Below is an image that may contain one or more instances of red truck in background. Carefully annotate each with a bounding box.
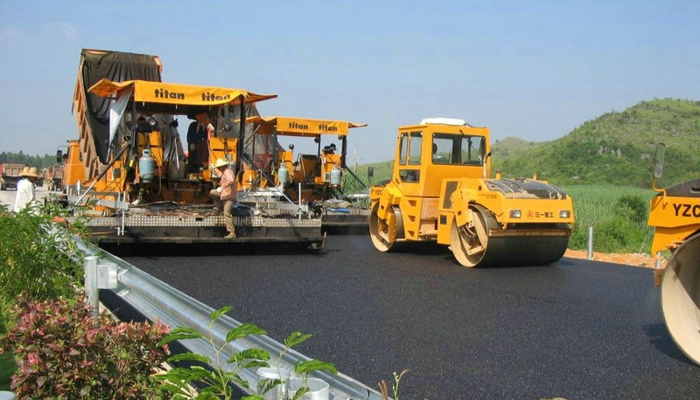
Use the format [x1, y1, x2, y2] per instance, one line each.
[0, 162, 27, 190]
[44, 164, 65, 192]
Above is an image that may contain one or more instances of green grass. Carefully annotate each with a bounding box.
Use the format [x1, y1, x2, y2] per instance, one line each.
[564, 185, 655, 230]
[564, 185, 656, 254]
[341, 161, 393, 195]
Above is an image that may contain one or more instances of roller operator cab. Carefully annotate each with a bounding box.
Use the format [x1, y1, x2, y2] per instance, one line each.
[647, 143, 700, 366]
[369, 118, 575, 267]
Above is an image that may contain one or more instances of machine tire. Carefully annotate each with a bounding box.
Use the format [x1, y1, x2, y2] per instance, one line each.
[661, 232, 700, 366]
[451, 206, 490, 267]
[369, 203, 401, 252]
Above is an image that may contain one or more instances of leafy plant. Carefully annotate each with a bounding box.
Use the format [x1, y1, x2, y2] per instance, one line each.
[593, 215, 648, 253]
[157, 306, 336, 400]
[0, 200, 91, 392]
[615, 194, 647, 224]
[0, 296, 170, 399]
[157, 306, 269, 399]
[0, 201, 88, 304]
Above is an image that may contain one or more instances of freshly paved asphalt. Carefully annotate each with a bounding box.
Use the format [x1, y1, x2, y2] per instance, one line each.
[118, 236, 700, 399]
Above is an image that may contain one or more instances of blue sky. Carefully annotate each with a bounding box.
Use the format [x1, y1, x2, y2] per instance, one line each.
[0, 0, 697, 164]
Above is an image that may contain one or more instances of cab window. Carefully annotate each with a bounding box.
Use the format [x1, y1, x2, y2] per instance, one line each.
[398, 131, 422, 182]
[399, 135, 408, 165]
[408, 132, 422, 165]
[461, 135, 485, 165]
[432, 136, 453, 163]
[432, 133, 485, 165]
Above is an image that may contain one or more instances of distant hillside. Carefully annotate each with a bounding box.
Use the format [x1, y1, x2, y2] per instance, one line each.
[491, 137, 546, 159]
[491, 98, 700, 187]
[354, 99, 700, 188]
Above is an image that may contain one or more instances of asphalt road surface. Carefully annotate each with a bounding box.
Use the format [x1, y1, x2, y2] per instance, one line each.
[5, 184, 698, 398]
[115, 236, 700, 400]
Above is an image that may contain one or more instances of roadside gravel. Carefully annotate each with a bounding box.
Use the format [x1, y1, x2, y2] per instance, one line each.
[564, 249, 662, 269]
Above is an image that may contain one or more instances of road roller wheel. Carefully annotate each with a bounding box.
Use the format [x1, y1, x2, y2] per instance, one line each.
[661, 232, 700, 366]
[450, 206, 569, 268]
[369, 203, 399, 252]
[451, 207, 490, 267]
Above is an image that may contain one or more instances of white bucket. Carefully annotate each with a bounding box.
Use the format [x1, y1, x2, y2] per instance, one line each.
[256, 367, 292, 400]
[287, 377, 329, 400]
[0, 391, 16, 400]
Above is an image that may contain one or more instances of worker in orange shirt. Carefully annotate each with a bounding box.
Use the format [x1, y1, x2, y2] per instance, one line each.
[210, 158, 237, 238]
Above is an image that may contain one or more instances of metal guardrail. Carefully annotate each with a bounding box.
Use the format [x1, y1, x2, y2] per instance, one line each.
[75, 238, 385, 400]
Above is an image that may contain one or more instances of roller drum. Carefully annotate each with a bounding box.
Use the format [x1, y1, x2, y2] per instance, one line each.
[451, 205, 569, 268]
[369, 203, 404, 252]
[476, 235, 569, 267]
[661, 233, 700, 366]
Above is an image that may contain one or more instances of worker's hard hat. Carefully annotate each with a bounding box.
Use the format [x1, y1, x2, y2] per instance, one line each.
[214, 158, 229, 168]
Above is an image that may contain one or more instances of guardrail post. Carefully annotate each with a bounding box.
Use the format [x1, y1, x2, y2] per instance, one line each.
[84, 255, 99, 321]
[587, 226, 594, 260]
[84, 255, 119, 323]
[654, 251, 665, 287]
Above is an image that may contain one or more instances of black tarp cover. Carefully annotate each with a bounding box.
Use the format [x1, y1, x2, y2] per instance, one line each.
[80, 50, 162, 163]
[79, 49, 270, 170]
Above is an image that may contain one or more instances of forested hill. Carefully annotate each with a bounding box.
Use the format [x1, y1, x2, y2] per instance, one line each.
[0, 152, 56, 169]
[4, 99, 699, 188]
[491, 98, 700, 187]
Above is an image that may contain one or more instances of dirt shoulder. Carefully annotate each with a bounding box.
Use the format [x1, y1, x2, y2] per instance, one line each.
[564, 249, 662, 269]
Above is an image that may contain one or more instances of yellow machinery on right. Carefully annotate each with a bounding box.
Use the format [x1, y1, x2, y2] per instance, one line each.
[369, 118, 575, 267]
[647, 143, 700, 366]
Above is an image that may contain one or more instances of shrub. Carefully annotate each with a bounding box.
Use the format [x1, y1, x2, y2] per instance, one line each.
[594, 215, 647, 253]
[615, 194, 647, 224]
[0, 201, 87, 304]
[0, 296, 171, 399]
[565, 186, 654, 253]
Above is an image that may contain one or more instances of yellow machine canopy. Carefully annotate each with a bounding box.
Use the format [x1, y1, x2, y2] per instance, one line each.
[88, 79, 277, 112]
[248, 116, 367, 137]
[87, 79, 277, 154]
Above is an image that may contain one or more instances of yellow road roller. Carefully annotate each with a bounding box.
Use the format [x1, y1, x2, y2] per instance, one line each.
[647, 143, 700, 365]
[369, 118, 574, 267]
